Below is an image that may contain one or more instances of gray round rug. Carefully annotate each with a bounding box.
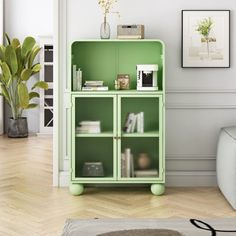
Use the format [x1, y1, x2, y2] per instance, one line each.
[97, 229, 183, 236]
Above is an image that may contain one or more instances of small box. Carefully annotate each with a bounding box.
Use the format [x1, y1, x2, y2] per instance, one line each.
[82, 162, 104, 177]
[117, 25, 144, 39]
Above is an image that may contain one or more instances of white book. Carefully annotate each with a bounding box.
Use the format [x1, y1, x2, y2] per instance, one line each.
[80, 121, 101, 126]
[130, 114, 137, 133]
[76, 69, 82, 91]
[73, 65, 77, 91]
[121, 153, 126, 177]
[125, 148, 131, 177]
[135, 169, 158, 177]
[137, 113, 141, 133]
[126, 113, 134, 133]
[82, 86, 108, 91]
[140, 112, 144, 133]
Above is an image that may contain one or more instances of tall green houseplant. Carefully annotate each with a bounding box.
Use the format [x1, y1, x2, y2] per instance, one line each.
[0, 34, 48, 137]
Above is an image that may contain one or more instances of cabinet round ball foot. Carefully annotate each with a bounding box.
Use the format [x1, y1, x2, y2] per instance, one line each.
[151, 184, 165, 196]
[69, 183, 84, 196]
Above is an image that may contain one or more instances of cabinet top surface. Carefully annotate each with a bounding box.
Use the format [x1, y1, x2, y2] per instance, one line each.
[72, 39, 165, 45]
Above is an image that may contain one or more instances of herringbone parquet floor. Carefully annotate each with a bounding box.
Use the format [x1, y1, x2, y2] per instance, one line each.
[0, 135, 235, 236]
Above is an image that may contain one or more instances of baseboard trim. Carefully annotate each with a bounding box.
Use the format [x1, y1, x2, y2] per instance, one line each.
[59, 171, 217, 187]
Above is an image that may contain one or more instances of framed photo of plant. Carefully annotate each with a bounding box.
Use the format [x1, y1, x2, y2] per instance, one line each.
[182, 10, 230, 68]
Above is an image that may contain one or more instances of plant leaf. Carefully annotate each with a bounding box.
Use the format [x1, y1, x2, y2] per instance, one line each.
[0, 84, 10, 104]
[16, 46, 23, 75]
[0, 45, 5, 61]
[1, 62, 11, 84]
[18, 82, 29, 109]
[5, 33, 11, 45]
[31, 63, 41, 73]
[21, 37, 36, 59]
[29, 92, 39, 100]
[26, 103, 38, 109]
[28, 46, 41, 68]
[5, 45, 18, 75]
[21, 68, 32, 81]
[32, 81, 48, 90]
[11, 38, 21, 49]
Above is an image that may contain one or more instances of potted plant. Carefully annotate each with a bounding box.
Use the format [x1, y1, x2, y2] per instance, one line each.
[0, 34, 48, 138]
[196, 17, 214, 58]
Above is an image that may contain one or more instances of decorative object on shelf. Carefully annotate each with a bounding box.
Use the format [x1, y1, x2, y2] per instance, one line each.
[121, 148, 134, 178]
[98, 0, 120, 39]
[137, 64, 158, 91]
[72, 65, 82, 91]
[117, 74, 130, 90]
[182, 10, 230, 68]
[82, 162, 104, 177]
[76, 121, 101, 134]
[137, 153, 151, 170]
[123, 112, 144, 133]
[82, 80, 108, 91]
[100, 19, 111, 40]
[0, 34, 48, 138]
[117, 25, 144, 39]
[114, 79, 120, 90]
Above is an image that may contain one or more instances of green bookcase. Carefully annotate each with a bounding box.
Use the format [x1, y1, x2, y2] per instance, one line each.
[69, 40, 165, 195]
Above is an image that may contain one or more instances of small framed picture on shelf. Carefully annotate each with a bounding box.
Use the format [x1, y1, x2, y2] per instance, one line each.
[117, 74, 130, 90]
[182, 10, 230, 68]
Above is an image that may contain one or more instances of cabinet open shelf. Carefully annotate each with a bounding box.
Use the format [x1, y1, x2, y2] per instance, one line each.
[121, 131, 160, 137]
[69, 40, 165, 195]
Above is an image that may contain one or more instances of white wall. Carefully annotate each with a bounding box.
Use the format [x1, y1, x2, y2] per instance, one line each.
[57, 0, 236, 186]
[4, 0, 53, 133]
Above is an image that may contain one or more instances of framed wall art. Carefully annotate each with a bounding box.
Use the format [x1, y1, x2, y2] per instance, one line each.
[182, 10, 230, 68]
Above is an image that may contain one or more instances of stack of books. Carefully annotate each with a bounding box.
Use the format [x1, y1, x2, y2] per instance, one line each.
[82, 81, 108, 91]
[123, 112, 144, 133]
[76, 121, 101, 134]
[121, 148, 134, 178]
[72, 65, 82, 91]
[134, 169, 159, 178]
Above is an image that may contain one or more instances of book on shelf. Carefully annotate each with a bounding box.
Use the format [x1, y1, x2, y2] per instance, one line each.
[123, 112, 144, 133]
[82, 86, 108, 91]
[76, 121, 101, 134]
[72, 65, 82, 91]
[82, 80, 108, 91]
[121, 148, 134, 178]
[134, 169, 158, 177]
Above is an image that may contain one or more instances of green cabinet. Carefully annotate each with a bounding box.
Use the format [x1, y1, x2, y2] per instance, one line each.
[69, 40, 165, 195]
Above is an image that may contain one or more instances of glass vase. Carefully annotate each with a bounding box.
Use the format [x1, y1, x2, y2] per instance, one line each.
[100, 17, 110, 39]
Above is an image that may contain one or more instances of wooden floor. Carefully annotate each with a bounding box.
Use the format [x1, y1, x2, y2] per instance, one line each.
[0, 136, 235, 236]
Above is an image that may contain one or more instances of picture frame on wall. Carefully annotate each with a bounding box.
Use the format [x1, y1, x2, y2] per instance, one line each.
[182, 10, 230, 68]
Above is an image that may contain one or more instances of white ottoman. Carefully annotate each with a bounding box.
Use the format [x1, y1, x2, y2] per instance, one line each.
[217, 127, 236, 210]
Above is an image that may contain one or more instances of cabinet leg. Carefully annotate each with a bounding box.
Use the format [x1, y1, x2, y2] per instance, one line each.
[151, 183, 165, 196]
[69, 183, 84, 196]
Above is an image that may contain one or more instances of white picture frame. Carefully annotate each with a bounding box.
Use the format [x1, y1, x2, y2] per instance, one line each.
[182, 10, 230, 68]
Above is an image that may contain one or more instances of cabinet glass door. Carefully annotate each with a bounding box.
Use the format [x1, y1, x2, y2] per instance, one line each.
[71, 95, 117, 181]
[117, 94, 163, 181]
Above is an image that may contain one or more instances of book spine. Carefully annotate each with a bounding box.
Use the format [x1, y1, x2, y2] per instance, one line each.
[126, 113, 134, 133]
[72, 65, 77, 91]
[140, 112, 144, 133]
[121, 153, 126, 177]
[76, 69, 82, 91]
[125, 148, 131, 177]
[137, 113, 141, 133]
[130, 114, 137, 133]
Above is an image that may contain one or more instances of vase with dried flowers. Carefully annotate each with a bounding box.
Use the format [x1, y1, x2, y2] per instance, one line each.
[98, 0, 119, 39]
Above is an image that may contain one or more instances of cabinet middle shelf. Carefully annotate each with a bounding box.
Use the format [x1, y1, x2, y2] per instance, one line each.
[75, 131, 160, 138]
